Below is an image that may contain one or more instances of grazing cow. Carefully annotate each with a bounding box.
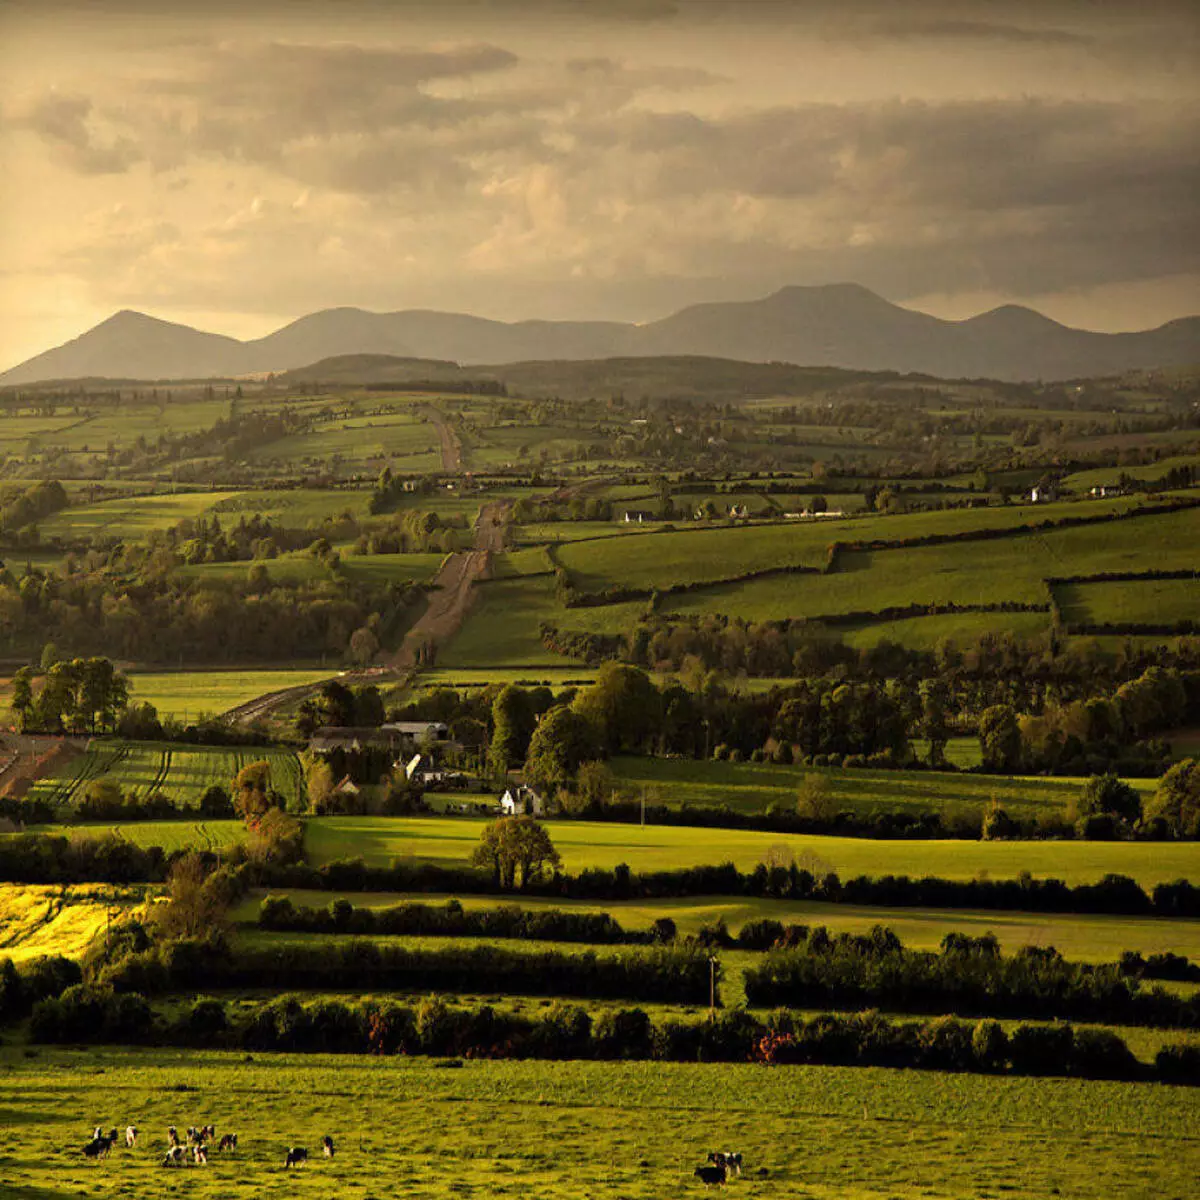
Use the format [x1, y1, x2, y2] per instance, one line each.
[708, 1151, 743, 1177]
[285, 1146, 308, 1168]
[82, 1137, 112, 1160]
[218, 1133, 239, 1152]
[193, 1144, 208, 1165]
[161, 1146, 186, 1168]
[203, 1124, 215, 1141]
[125, 1126, 138, 1149]
[322, 1135, 335, 1158]
[167, 1126, 180, 1148]
[694, 1163, 727, 1186]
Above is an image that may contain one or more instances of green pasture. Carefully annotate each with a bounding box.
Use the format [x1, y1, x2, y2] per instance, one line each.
[438, 576, 582, 667]
[234, 887, 1200, 964]
[246, 412, 439, 465]
[491, 547, 555, 577]
[176, 555, 330, 585]
[1064, 453, 1200, 491]
[553, 495, 1143, 595]
[340, 552, 444, 586]
[35, 491, 244, 540]
[1056, 576, 1200, 627]
[1, 1047, 1196, 1200]
[607, 755, 1128, 822]
[25, 741, 303, 809]
[208, 488, 374, 526]
[418, 667, 598, 691]
[300, 816, 1198, 888]
[662, 504, 1200, 625]
[841, 610, 1053, 650]
[127, 669, 337, 717]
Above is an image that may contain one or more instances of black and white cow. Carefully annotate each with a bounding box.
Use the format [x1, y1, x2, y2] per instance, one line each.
[218, 1132, 239, 1152]
[161, 1146, 187, 1168]
[125, 1126, 138, 1149]
[82, 1136, 112, 1161]
[694, 1162, 727, 1185]
[322, 1135, 335, 1158]
[285, 1146, 308, 1168]
[708, 1151, 743, 1176]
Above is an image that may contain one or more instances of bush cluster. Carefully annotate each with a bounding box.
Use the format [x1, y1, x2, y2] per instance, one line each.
[23, 987, 1199, 1085]
[99, 936, 715, 1005]
[742, 927, 1200, 1029]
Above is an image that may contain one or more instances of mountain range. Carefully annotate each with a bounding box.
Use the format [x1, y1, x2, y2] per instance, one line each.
[3, 283, 1197, 385]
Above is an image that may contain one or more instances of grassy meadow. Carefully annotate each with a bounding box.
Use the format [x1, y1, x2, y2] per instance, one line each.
[1, 1047, 1195, 1200]
[36, 491, 243, 540]
[127, 669, 338, 717]
[24, 742, 303, 809]
[606, 754, 1126, 822]
[233, 887, 1200, 963]
[299, 816, 1199, 887]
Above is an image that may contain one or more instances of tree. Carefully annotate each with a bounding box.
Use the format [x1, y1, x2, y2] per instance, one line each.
[1074, 774, 1141, 825]
[979, 704, 1021, 773]
[795, 774, 837, 822]
[919, 679, 951, 766]
[152, 853, 236, 940]
[471, 816, 561, 890]
[232, 761, 277, 823]
[247, 807, 304, 864]
[573, 759, 616, 809]
[571, 664, 662, 755]
[488, 685, 537, 776]
[305, 758, 336, 813]
[9, 667, 33, 732]
[349, 625, 379, 667]
[524, 706, 599, 795]
[1146, 758, 1200, 837]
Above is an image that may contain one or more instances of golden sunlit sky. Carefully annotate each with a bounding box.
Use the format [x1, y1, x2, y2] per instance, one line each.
[1, 0, 1197, 369]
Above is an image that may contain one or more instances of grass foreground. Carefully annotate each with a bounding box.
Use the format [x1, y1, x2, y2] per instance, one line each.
[1, 1046, 1196, 1199]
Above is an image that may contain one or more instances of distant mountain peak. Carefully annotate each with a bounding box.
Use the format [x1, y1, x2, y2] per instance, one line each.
[2, 285, 1196, 385]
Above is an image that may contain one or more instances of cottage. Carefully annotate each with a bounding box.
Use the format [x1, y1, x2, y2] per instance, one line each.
[499, 786, 544, 817]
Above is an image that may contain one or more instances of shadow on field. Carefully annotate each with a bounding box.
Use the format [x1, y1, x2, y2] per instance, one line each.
[0, 1105, 61, 1127]
[2, 1187, 78, 1200]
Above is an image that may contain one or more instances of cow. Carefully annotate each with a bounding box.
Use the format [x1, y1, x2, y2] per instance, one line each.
[107, 1128, 118, 1145]
[203, 1124, 216, 1141]
[125, 1126, 138, 1149]
[218, 1133, 239, 1152]
[161, 1146, 186, 1168]
[193, 1144, 208, 1165]
[285, 1146, 308, 1168]
[322, 1135, 335, 1158]
[92, 1126, 105, 1142]
[708, 1151, 743, 1177]
[694, 1163, 727, 1186]
[82, 1137, 112, 1160]
[167, 1126, 181, 1148]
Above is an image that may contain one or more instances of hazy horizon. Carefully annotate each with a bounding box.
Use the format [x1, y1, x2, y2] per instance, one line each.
[2, 0, 1197, 367]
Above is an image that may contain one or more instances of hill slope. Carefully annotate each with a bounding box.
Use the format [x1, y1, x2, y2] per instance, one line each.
[4, 285, 1197, 384]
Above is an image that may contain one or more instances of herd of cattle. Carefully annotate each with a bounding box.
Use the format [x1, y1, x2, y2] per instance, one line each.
[80, 1123, 335, 1168]
[84, 1123, 738, 1183]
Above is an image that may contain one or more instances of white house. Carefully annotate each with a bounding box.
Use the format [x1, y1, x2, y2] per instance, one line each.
[499, 786, 544, 817]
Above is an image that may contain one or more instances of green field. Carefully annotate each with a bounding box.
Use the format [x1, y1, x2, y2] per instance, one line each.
[607, 755, 1147, 822]
[26, 741, 303, 809]
[235, 887, 1200, 963]
[552, 496, 1143, 595]
[35, 491, 244, 539]
[1056, 576, 1200, 627]
[841, 610, 1053, 650]
[1, 1047, 1195, 1199]
[0, 883, 139, 963]
[127, 669, 338, 717]
[439, 576, 584, 667]
[299, 816, 1199, 888]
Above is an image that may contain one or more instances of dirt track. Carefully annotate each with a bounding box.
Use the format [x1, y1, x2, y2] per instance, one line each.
[392, 499, 509, 669]
[421, 405, 462, 473]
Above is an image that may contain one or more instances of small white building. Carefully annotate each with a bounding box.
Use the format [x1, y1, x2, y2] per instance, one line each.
[499, 786, 544, 817]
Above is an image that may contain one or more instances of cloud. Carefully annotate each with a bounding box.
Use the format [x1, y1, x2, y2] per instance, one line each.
[864, 18, 1092, 46]
[19, 91, 142, 174]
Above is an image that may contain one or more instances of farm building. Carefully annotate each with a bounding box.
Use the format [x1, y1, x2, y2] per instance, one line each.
[308, 726, 408, 755]
[499, 785, 544, 816]
[623, 510, 654, 524]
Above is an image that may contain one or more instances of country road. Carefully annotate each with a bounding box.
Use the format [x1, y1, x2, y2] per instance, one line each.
[392, 498, 509, 669]
[421, 405, 462, 473]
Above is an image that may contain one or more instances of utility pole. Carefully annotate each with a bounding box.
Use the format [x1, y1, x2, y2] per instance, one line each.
[708, 955, 718, 1021]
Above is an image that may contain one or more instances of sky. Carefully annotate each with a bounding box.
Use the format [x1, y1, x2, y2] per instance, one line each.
[1, 0, 1197, 369]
